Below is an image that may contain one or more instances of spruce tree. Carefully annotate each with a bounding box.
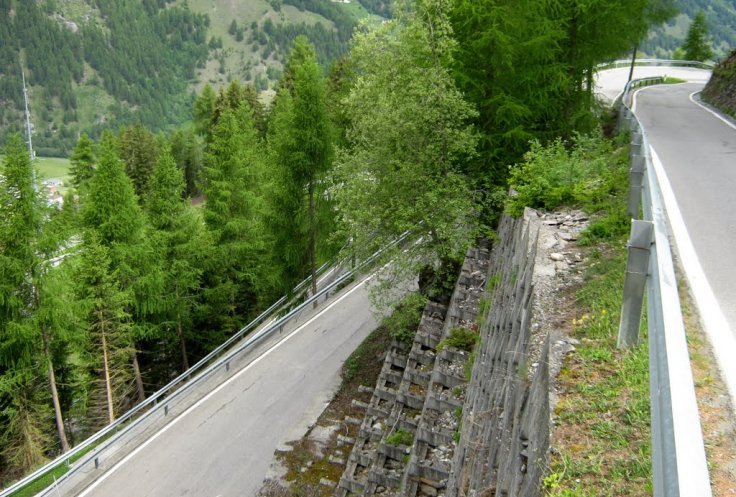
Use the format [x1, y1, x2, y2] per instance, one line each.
[81, 131, 154, 403]
[0, 135, 79, 469]
[69, 133, 96, 189]
[682, 11, 713, 62]
[146, 148, 210, 371]
[118, 123, 159, 200]
[201, 103, 267, 333]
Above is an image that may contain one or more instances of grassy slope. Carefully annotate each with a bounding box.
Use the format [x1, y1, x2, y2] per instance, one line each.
[0, 155, 71, 192]
[184, 0, 344, 94]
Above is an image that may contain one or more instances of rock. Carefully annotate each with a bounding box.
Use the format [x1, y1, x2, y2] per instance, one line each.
[420, 484, 439, 496]
[550, 253, 564, 261]
[319, 478, 337, 488]
[559, 232, 577, 241]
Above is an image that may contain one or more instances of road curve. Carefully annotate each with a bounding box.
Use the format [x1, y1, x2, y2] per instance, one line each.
[595, 66, 711, 103]
[78, 277, 381, 497]
[634, 82, 736, 402]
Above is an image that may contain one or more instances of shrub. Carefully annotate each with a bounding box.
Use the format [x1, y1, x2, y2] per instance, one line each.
[506, 133, 613, 216]
[386, 429, 414, 446]
[437, 327, 479, 352]
[382, 292, 427, 346]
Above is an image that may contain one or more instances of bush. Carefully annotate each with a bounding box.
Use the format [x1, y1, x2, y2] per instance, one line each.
[437, 327, 479, 352]
[506, 133, 614, 216]
[382, 293, 427, 346]
[386, 429, 413, 446]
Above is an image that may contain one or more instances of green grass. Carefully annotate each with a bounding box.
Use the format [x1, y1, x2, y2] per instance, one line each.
[385, 429, 413, 446]
[7, 442, 98, 497]
[549, 243, 651, 496]
[0, 155, 71, 193]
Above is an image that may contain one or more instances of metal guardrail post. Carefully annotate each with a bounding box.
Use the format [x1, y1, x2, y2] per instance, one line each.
[618, 220, 653, 348]
[627, 154, 646, 217]
[630, 130, 643, 157]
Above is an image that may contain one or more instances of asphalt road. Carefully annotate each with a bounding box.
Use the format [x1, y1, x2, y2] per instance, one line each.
[634, 82, 736, 404]
[595, 66, 710, 102]
[77, 276, 381, 497]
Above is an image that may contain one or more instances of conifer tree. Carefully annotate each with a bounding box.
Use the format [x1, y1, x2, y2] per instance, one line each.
[81, 131, 154, 403]
[201, 103, 267, 332]
[170, 129, 204, 198]
[69, 133, 96, 189]
[146, 148, 210, 371]
[0, 135, 80, 469]
[682, 11, 713, 62]
[118, 124, 159, 200]
[0, 135, 55, 472]
[267, 37, 334, 295]
[75, 236, 134, 426]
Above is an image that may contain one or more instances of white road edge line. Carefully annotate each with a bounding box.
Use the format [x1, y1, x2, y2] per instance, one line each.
[649, 146, 736, 411]
[77, 272, 375, 497]
[688, 90, 736, 131]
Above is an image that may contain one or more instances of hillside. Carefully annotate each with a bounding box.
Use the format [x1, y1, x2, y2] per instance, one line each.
[0, 0, 383, 157]
[641, 0, 736, 60]
[702, 49, 736, 116]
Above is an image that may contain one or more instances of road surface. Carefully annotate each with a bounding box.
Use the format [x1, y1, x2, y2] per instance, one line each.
[634, 82, 736, 403]
[595, 65, 710, 103]
[78, 276, 381, 497]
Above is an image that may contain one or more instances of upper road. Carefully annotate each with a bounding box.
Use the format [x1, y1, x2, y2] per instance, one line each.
[595, 65, 710, 103]
[77, 276, 381, 497]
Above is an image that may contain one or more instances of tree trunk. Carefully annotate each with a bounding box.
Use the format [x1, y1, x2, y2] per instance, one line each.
[177, 310, 190, 372]
[100, 316, 115, 424]
[308, 181, 318, 306]
[627, 44, 638, 84]
[43, 329, 70, 453]
[132, 352, 145, 403]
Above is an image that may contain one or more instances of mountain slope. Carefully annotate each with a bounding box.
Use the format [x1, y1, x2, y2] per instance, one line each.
[0, 0, 379, 157]
[642, 0, 736, 59]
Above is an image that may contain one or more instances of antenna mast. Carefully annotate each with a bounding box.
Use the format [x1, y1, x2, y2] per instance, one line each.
[21, 64, 35, 160]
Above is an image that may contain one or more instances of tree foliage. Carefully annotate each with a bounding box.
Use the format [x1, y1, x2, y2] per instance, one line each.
[267, 37, 335, 294]
[682, 11, 713, 62]
[335, 0, 478, 292]
[200, 103, 268, 333]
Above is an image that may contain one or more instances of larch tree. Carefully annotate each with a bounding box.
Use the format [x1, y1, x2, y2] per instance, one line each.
[334, 0, 478, 298]
[682, 11, 713, 62]
[267, 36, 335, 296]
[449, 0, 675, 183]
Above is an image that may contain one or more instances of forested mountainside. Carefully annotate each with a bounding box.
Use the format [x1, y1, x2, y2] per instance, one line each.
[642, 0, 736, 59]
[0, 0, 700, 490]
[0, 0, 379, 157]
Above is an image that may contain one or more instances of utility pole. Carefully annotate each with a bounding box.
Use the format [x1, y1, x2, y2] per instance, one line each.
[21, 63, 35, 161]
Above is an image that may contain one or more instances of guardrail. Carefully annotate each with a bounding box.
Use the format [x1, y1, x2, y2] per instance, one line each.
[599, 58, 715, 71]
[617, 77, 712, 497]
[0, 235, 406, 497]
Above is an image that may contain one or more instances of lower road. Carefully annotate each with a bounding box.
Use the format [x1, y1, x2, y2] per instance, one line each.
[634, 82, 736, 403]
[78, 276, 380, 497]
